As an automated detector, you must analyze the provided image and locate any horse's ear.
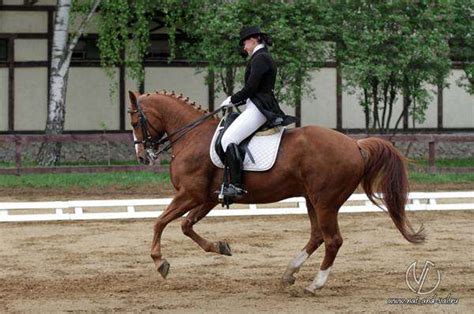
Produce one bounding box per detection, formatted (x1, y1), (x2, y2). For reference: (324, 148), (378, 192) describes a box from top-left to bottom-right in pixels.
(128, 91), (140, 107)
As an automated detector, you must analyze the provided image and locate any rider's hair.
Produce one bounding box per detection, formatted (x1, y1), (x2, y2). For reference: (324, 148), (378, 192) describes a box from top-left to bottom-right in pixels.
(256, 34), (273, 47)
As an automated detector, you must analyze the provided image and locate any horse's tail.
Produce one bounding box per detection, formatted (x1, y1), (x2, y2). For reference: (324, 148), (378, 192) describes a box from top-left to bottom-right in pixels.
(357, 137), (425, 244)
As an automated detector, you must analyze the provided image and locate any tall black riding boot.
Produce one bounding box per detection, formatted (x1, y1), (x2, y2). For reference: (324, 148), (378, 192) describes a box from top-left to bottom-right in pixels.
(222, 143), (247, 197)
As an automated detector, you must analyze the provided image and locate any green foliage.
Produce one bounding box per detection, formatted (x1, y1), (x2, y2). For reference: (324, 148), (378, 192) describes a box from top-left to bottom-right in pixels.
(163, 0), (244, 95)
(164, 0), (327, 107)
(449, 0), (474, 94)
(71, 0), (471, 131)
(332, 2), (452, 132)
(96, 0), (159, 85)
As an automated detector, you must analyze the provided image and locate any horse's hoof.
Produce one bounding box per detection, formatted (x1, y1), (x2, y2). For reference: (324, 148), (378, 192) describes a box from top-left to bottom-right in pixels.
(157, 259), (170, 278)
(218, 241), (232, 256)
(281, 274), (296, 287)
(304, 287), (316, 295)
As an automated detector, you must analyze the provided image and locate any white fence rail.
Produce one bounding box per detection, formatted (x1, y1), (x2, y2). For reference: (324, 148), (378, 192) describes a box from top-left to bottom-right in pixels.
(0, 191), (473, 223)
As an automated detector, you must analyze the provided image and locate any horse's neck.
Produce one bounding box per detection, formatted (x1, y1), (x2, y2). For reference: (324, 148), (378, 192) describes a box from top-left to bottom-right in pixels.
(156, 97), (203, 135)
(155, 97), (216, 156)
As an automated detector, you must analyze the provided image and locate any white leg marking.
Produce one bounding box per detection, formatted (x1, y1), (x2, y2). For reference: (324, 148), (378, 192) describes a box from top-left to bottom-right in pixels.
(305, 267), (332, 293)
(290, 250), (309, 269)
(282, 250), (309, 286)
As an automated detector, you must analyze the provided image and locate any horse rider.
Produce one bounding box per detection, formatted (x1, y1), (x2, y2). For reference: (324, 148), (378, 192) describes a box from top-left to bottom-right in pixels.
(219, 25), (297, 198)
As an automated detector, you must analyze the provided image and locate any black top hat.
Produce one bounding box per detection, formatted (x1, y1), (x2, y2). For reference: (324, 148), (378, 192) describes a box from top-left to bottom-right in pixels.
(239, 26), (267, 46)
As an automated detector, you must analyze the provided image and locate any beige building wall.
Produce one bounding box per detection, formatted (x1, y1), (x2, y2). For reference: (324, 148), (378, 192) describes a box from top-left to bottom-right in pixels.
(301, 68), (337, 128)
(65, 67), (120, 130)
(0, 69), (8, 131)
(4, 66), (474, 132)
(342, 87), (365, 129)
(2, 0), (23, 4)
(444, 70), (474, 128)
(70, 14), (100, 34)
(0, 11), (48, 33)
(145, 67), (208, 109)
(14, 39), (48, 62)
(2, 0), (56, 5)
(215, 90), (228, 108)
(279, 101), (296, 121)
(36, 0), (58, 5)
(413, 85), (438, 128)
(14, 68), (48, 131)
(342, 85), (443, 129)
(215, 68), (244, 111)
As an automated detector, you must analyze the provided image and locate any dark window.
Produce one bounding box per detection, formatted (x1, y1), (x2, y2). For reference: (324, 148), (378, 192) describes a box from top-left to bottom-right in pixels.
(72, 38), (100, 61)
(146, 38), (187, 61)
(0, 39), (8, 61)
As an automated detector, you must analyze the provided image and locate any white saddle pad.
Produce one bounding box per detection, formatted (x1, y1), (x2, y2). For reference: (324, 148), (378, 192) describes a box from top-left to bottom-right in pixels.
(210, 121), (285, 172)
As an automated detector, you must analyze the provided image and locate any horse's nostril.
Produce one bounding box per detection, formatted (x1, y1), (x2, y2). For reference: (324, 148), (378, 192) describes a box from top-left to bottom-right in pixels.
(139, 156), (147, 164)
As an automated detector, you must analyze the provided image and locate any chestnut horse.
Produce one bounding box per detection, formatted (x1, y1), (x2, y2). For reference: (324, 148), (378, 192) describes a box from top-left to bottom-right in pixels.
(128, 91), (424, 294)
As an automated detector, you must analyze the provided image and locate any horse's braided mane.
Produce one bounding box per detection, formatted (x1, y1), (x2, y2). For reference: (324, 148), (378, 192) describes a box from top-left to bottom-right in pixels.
(143, 90), (219, 120)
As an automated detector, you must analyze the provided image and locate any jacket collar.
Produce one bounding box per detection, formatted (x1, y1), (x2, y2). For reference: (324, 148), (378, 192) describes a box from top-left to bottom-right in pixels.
(251, 44), (265, 56)
(250, 45), (268, 60)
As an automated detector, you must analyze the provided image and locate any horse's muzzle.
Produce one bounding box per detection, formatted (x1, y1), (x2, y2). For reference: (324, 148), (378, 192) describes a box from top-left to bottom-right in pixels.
(138, 155), (149, 165)
(138, 149), (158, 166)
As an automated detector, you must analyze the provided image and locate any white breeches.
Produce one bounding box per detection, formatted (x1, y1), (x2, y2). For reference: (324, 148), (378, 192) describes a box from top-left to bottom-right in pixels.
(221, 99), (267, 151)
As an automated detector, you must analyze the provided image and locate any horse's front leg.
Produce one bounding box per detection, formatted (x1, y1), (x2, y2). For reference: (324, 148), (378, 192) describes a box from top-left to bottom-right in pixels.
(181, 202), (232, 256)
(151, 194), (197, 278)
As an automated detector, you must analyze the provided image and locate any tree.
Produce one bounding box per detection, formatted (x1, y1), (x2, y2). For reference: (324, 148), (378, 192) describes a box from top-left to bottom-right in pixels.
(97, 0), (158, 88)
(449, 0), (473, 94)
(164, 0), (327, 110)
(331, 2), (452, 133)
(37, 0), (101, 166)
(163, 0), (243, 98)
(37, 0), (159, 166)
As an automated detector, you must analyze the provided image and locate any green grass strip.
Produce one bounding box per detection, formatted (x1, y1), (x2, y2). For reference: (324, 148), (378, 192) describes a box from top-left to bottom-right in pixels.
(0, 171), (170, 189)
(411, 158), (474, 168)
(408, 172), (474, 184)
(0, 170), (472, 190)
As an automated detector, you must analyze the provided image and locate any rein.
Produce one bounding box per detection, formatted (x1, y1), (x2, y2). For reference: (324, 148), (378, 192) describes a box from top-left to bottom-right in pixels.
(130, 100), (226, 157)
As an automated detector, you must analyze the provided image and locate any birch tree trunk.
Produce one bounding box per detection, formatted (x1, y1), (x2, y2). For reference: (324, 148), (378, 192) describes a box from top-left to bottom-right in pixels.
(37, 0), (101, 166)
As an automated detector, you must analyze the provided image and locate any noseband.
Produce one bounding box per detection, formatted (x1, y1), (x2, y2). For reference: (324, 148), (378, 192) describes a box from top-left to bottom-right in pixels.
(129, 99), (226, 159)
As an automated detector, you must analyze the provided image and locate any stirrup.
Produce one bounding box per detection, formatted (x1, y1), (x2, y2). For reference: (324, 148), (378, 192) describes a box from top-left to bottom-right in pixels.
(215, 183), (226, 202)
(221, 184), (247, 197)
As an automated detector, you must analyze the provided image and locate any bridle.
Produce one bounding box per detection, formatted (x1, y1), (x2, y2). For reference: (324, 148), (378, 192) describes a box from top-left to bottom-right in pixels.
(129, 99), (226, 159)
(128, 104), (161, 160)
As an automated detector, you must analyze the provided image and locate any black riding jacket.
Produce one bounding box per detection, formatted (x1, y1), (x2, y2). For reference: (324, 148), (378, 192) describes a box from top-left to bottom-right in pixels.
(230, 47), (297, 127)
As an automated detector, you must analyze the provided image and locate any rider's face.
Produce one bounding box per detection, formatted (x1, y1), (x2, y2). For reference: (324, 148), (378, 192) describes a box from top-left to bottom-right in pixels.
(243, 37), (259, 56)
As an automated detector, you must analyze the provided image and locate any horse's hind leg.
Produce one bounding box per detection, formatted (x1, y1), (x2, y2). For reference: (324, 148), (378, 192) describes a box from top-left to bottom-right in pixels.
(181, 202), (232, 256)
(304, 206), (343, 294)
(281, 197), (324, 286)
